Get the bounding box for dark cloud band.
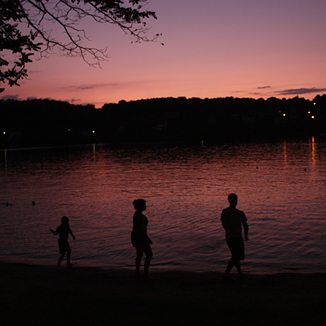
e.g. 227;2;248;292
277;88;326;96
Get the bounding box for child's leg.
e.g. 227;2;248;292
65;243;72;266
66;250;72;266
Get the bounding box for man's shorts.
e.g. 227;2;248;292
226;237;245;261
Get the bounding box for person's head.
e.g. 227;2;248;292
227;193;238;207
133;199;146;212
61;216;69;225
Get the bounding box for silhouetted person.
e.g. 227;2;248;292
221;193;249;281
50;216;76;268
131;199;153;277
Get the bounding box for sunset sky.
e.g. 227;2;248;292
2;0;326;108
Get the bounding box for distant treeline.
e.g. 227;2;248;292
1;95;326;148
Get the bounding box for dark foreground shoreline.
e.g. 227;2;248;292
1;263;325;326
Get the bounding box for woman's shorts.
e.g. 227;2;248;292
226;237;245;261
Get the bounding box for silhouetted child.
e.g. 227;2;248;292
221;193;249;281
50;216;76;268
131;199;153;277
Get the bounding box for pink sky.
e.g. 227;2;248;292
2;0;326;108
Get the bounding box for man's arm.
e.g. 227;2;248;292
242;220;249;241
221;211;226;230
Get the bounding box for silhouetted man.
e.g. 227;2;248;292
221;193;249;281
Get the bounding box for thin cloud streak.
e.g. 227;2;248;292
61;80;156;93
2;95;21;100
62;83;121;92
257;86;271;90
277;88;326;96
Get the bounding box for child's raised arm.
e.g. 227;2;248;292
69;229;76;240
50;229;57;235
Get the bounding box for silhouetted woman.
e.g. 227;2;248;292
131;199;153;277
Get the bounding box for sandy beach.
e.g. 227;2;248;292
0;263;325;326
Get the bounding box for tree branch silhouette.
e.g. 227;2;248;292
0;0;160;91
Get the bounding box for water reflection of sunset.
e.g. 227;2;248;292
0;140;326;273
310;136;316;166
283;141;288;165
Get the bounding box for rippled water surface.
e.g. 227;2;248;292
1;139;326;274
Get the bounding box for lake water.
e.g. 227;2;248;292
1;138;326;274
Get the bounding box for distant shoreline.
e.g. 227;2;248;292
0;136;323;152
2;96;326;148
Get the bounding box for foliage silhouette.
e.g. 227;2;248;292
1;95;325;148
0;0;159;90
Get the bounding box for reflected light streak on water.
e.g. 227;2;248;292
0;139;326;274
